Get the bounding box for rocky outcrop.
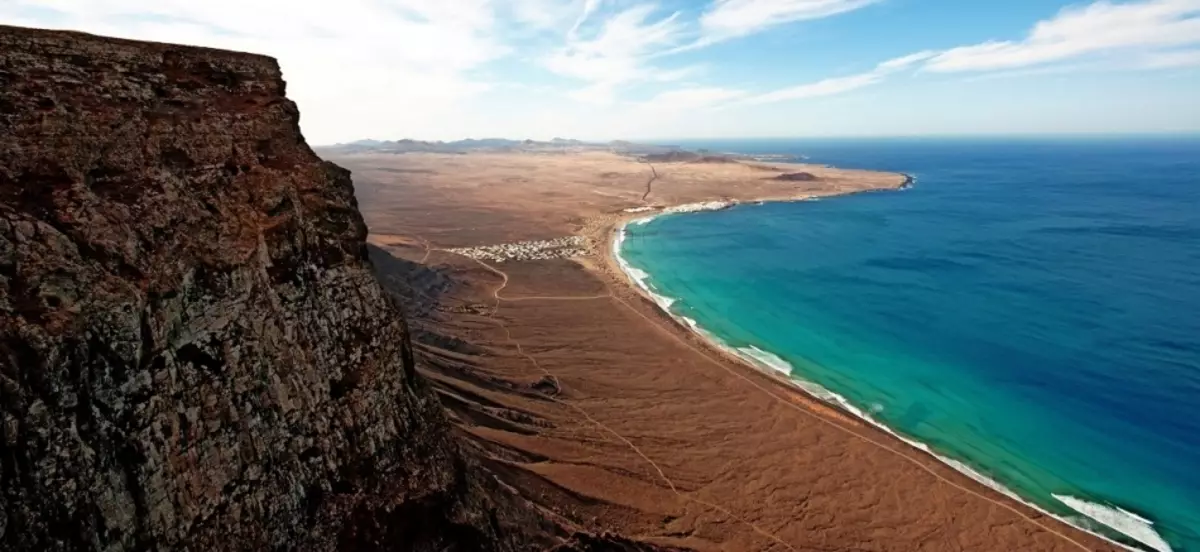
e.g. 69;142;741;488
773;172;817;182
0;26;552;551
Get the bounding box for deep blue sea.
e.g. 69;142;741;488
616;137;1200;551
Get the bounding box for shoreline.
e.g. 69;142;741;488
343;146;1141;551
599;179;1161;552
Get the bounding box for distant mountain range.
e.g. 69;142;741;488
316;137;683;156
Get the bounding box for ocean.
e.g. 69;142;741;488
614;137;1200;552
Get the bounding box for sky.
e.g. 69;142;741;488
4;0;1200;144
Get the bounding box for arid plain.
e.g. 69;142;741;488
322;148;1120;552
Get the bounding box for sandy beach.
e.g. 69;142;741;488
324;148;1121;551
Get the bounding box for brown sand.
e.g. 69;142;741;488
327;149;1120;551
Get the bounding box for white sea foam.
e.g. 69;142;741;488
611;209;1154;552
681;316;727;345
935;455;1024;502
734;345;794;376
613;226;678;312
623;206;656;213
648;289;676;309
1055;495;1173;552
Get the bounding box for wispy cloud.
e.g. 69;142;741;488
733;0;1200;108
639;86;747;111
509;0;585;31
542;3;689;104
877;50;939;70
569;0;605;37
1140;48;1200;68
925;0;1200;72
741;50;933;105
699;0;878;43
543;0;879;103
741;72;881;104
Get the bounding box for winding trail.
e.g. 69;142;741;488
454;253;801;552
495;293;612;302
421;241;1099;552
416;236;433;264
641;162;658;202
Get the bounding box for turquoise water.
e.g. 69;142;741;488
617;137;1200;551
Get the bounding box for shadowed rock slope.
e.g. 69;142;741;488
0;25;645;551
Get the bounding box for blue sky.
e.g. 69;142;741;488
5;0;1200;143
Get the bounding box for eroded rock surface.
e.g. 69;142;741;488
0;26;548;551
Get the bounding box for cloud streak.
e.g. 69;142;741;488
736;0;1200;109
543;3;690;104
926;0;1200;72
545;0;880;102
700;0;878;42
740;50;934;105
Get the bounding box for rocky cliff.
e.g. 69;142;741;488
0;25;557;551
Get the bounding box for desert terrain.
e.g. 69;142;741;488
324;147;1119;552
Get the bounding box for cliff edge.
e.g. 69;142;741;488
0;25;553;550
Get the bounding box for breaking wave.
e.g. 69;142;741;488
1055;495;1173;552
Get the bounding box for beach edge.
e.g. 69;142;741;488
595;170;1160;552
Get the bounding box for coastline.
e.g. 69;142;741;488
599;179;1162;552
341;147;1138;551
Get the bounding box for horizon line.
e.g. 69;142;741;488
316;131;1200;147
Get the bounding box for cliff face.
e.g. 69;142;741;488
0;26;543;550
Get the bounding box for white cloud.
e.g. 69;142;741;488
926;0;1200;72
877;50;938;70
509;0;595;33
639;86;747;111
542;3;688;104
545;0;877;103
741;72;881;104
700;0;878;42
741;51;931;105
1;0;508;143
1140;48;1200;67
569;0;605;37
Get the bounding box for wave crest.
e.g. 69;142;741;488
1054;495;1173;552
734;345;794;376
613;226;677;311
